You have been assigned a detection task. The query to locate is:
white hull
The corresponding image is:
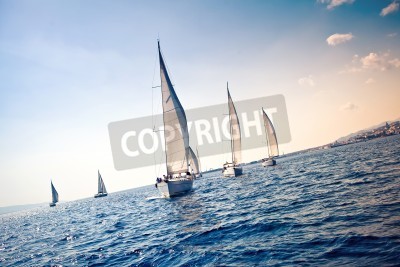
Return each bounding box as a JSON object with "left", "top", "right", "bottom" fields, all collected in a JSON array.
[
  {"left": 157, "top": 178, "right": 193, "bottom": 197},
  {"left": 223, "top": 165, "right": 243, "bottom": 177},
  {"left": 262, "top": 158, "right": 276, "bottom": 167}
]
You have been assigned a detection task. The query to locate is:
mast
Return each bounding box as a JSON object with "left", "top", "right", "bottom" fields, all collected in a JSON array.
[{"left": 227, "top": 83, "right": 234, "bottom": 163}]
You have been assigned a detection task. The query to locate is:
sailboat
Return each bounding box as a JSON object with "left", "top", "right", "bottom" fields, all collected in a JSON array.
[
  {"left": 222, "top": 83, "right": 243, "bottom": 177},
  {"left": 189, "top": 146, "right": 202, "bottom": 178},
  {"left": 261, "top": 108, "right": 279, "bottom": 166},
  {"left": 155, "top": 41, "right": 194, "bottom": 197},
  {"left": 49, "top": 181, "right": 59, "bottom": 207},
  {"left": 94, "top": 170, "right": 108, "bottom": 198}
]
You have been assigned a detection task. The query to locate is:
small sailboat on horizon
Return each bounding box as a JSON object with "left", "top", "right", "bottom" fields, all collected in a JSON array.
[
  {"left": 155, "top": 41, "right": 194, "bottom": 197},
  {"left": 261, "top": 108, "right": 279, "bottom": 167},
  {"left": 222, "top": 83, "right": 243, "bottom": 177},
  {"left": 94, "top": 170, "right": 108, "bottom": 198},
  {"left": 49, "top": 181, "right": 59, "bottom": 207}
]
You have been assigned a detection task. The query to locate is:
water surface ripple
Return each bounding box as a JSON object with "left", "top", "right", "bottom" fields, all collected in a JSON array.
[{"left": 1, "top": 136, "right": 399, "bottom": 266}]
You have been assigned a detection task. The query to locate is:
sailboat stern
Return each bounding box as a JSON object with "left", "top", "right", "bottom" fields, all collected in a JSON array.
[
  {"left": 157, "top": 178, "right": 193, "bottom": 197},
  {"left": 222, "top": 163, "right": 243, "bottom": 177}
]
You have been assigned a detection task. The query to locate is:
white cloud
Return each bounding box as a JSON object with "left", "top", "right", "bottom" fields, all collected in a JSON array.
[
  {"left": 340, "top": 102, "right": 358, "bottom": 111},
  {"left": 298, "top": 75, "right": 315, "bottom": 87},
  {"left": 318, "top": 0, "right": 355, "bottom": 10},
  {"left": 365, "top": 78, "right": 375, "bottom": 84},
  {"left": 343, "top": 52, "right": 400, "bottom": 73},
  {"left": 380, "top": 1, "right": 399, "bottom": 16},
  {"left": 326, "top": 33, "right": 354, "bottom": 46},
  {"left": 387, "top": 32, "right": 398, "bottom": 37}
]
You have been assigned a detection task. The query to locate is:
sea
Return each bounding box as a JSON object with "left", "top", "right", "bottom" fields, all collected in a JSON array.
[{"left": 1, "top": 135, "right": 399, "bottom": 266}]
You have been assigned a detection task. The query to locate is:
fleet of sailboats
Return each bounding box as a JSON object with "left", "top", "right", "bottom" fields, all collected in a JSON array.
[
  {"left": 45, "top": 41, "right": 282, "bottom": 203},
  {"left": 94, "top": 170, "right": 108, "bottom": 198},
  {"left": 154, "top": 41, "right": 194, "bottom": 197},
  {"left": 49, "top": 181, "right": 59, "bottom": 207},
  {"left": 261, "top": 108, "right": 279, "bottom": 167},
  {"left": 222, "top": 83, "right": 243, "bottom": 177}
]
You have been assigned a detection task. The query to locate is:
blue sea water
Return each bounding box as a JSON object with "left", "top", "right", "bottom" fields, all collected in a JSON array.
[{"left": 1, "top": 135, "right": 400, "bottom": 266}]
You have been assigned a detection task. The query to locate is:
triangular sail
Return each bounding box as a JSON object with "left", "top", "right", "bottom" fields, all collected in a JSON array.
[
  {"left": 98, "top": 171, "right": 107, "bottom": 194},
  {"left": 158, "top": 41, "right": 190, "bottom": 175},
  {"left": 51, "top": 181, "right": 59, "bottom": 203},
  {"left": 262, "top": 108, "right": 279, "bottom": 157},
  {"left": 227, "top": 85, "right": 242, "bottom": 164},
  {"left": 188, "top": 146, "right": 200, "bottom": 174}
]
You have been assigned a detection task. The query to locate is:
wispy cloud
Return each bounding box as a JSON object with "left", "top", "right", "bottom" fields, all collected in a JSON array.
[
  {"left": 365, "top": 78, "right": 375, "bottom": 84},
  {"left": 298, "top": 75, "right": 315, "bottom": 87},
  {"left": 340, "top": 102, "right": 358, "bottom": 111},
  {"left": 387, "top": 32, "right": 398, "bottom": 37},
  {"left": 342, "top": 52, "right": 400, "bottom": 73},
  {"left": 326, "top": 33, "right": 354, "bottom": 46},
  {"left": 318, "top": 0, "right": 355, "bottom": 10},
  {"left": 380, "top": 1, "right": 399, "bottom": 16}
]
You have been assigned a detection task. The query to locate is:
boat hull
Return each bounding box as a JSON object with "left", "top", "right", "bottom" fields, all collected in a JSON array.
[
  {"left": 157, "top": 178, "right": 193, "bottom": 197},
  {"left": 94, "top": 193, "right": 108, "bottom": 198},
  {"left": 49, "top": 203, "right": 56, "bottom": 207},
  {"left": 262, "top": 158, "right": 276, "bottom": 167},
  {"left": 223, "top": 165, "right": 243, "bottom": 177}
]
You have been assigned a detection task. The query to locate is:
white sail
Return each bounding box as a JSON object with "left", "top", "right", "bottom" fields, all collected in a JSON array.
[
  {"left": 51, "top": 181, "right": 59, "bottom": 203},
  {"left": 262, "top": 108, "right": 279, "bottom": 157},
  {"left": 158, "top": 41, "right": 190, "bottom": 175},
  {"left": 227, "top": 85, "right": 242, "bottom": 164},
  {"left": 188, "top": 146, "right": 200, "bottom": 174},
  {"left": 98, "top": 170, "right": 107, "bottom": 194}
]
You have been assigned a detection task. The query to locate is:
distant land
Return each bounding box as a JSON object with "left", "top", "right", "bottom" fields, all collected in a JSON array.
[{"left": 276, "top": 119, "right": 400, "bottom": 158}]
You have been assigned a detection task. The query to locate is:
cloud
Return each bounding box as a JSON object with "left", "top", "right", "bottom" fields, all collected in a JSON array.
[
  {"left": 298, "top": 75, "right": 315, "bottom": 87},
  {"left": 318, "top": 0, "right": 355, "bottom": 10},
  {"left": 326, "top": 33, "right": 354, "bottom": 46},
  {"left": 380, "top": 1, "right": 399, "bottom": 16},
  {"left": 365, "top": 78, "right": 375, "bottom": 84},
  {"left": 340, "top": 102, "right": 358, "bottom": 111},
  {"left": 387, "top": 32, "right": 398, "bottom": 37},
  {"left": 342, "top": 52, "right": 400, "bottom": 73}
]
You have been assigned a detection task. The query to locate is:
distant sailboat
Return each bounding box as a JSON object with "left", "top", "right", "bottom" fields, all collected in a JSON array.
[
  {"left": 222, "top": 83, "right": 243, "bottom": 177},
  {"left": 94, "top": 170, "right": 108, "bottom": 198},
  {"left": 155, "top": 41, "right": 194, "bottom": 197},
  {"left": 49, "top": 181, "right": 59, "bottom": 207},
  {"left": 189, "top": 146, "right": 202, "bottom": 178},
  {"left": 261, "top": 108, "right": 279, "bottom": 166}
]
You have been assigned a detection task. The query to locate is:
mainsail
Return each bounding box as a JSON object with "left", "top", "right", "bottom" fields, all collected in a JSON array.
[
  {"left": 262, "top": 108, "right": 279, "bottom": 157},
  {"left": 51, "top": 181, "right": 59, "bottom": 204},
  {"left": 158, "top": 41, "right": 190, "bottom": 175},
  {"left": 98, "top": 170, "right": 107, "bottom": 194},
  {"left": 227, "top": 85, "right": 242, "bottom": 164},
  {"left": 188, "top": 146, "right": 200, "bottom": 174}
]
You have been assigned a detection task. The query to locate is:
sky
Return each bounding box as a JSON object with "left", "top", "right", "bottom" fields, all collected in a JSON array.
[{"left": 0, "top": 0, "right": 399, "bottom": 207}]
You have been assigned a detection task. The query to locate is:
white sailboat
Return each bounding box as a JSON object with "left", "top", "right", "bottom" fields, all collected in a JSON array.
[
  {"left": 94, "top": 170, "right": 108, "bottom": 198},
  {"left": 189, "top": 146, "right": 202, "bottom": 178},
  {"left": 222, "top": 83, "right": 243, "bottom": 177},
  {"left": 49, "top": 181, "right": 59, "bottom": 207},
  {"left": 261, "top": 108, "right": 279, "bottom": 167},
  {"left": 155, "top": 41, "right": 194, "bottom": 197}
]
